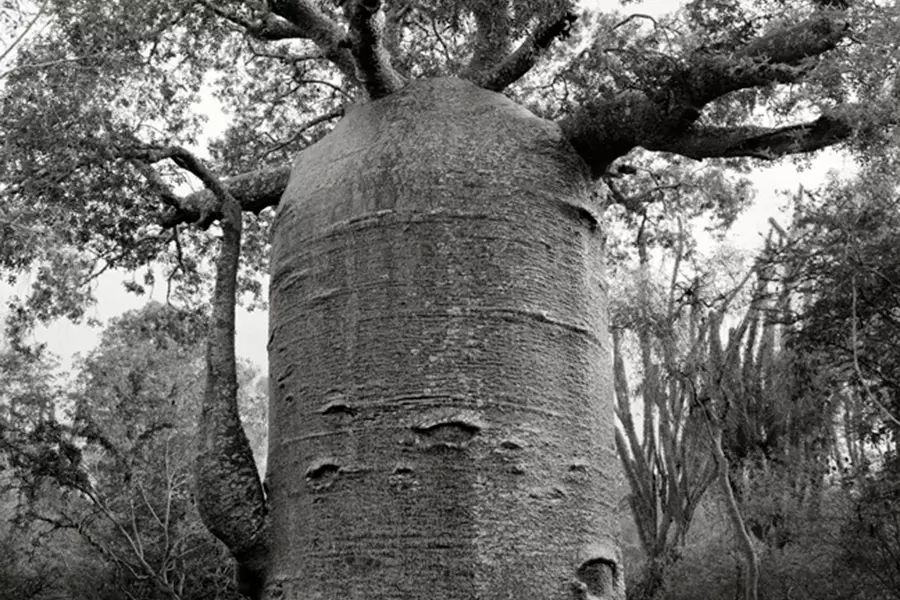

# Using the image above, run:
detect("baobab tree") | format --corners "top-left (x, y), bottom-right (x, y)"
top-left (1, 1), bottom-right (898, 599)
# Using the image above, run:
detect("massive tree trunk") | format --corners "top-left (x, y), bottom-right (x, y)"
top-left (267, 77), bottom-right (623, 600)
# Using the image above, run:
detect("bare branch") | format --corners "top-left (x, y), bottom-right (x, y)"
top-left (646, 112), bottom-right (856, 160)
top-left (262, 107), bottom-right (344, 158)
top-left (195, 0), bottom-right (303, 40)
top-left (121, 144), bottom-right (291, 229)
top-left (124, 145), bottom-right (271, 598)
top-left (269, 0), bottom-right (358, 81)
top-left (0, 0), bottom-right (46, 68)
top-left (613, 13), bottom-right (657, 31)
top-left (161, 165), bottom-right (291, 228)
top-left (345, 0), bottom-right (405, 99)
top-left (478, 11), bottom-right (578, 92)
top-left (125, 146), bottom-right (236, 206)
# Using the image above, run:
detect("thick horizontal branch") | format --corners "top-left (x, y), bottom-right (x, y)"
top-left (478, 11), bottom-right (578, 92)
top-left (346, 0), bottom-right (405, 99)
top-left (125, 146), bottom-right (235, 206)
top-left (680, 14), bottom-right (848, 110)
top-left (739, 13), bottom-right (848, 65)
top-left (560, 12), bottom-right (851, 175)
top-left (119, 141), bottom-right (291, 228)
top-left (159, 165), bottom-right (292, 229)
top-left (645, 112), bottom-right (856, 160)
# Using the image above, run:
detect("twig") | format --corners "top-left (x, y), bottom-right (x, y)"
top-left (613, 13), bottom-right (658, 30)
top-left (0, 0), bottom-right (46, 67)
top-left (262, 107), bottom-right (344, 158)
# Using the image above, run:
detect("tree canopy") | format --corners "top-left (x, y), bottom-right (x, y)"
top-left (2, 0), bottom-right (899, 330)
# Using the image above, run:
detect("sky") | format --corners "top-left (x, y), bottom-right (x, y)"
top-left (2, 0), bottom-right (857, 376)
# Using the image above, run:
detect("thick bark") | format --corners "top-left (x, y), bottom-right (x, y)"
top-left (267, 77), bottom-right (623, 600)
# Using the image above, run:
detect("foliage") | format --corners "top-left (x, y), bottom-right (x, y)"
top-left (838, 453), bottom-right (900, 599)
top-left (776, 173), bottom-right (900, 446)
top-left (0, 303), bottom-right (266, 600)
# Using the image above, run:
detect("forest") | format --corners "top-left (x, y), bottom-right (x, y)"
top-left (1, 0), bottom-right (899, 599)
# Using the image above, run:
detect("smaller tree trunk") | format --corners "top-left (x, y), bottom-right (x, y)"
top-left (712, 430), bottom-right (758, 600)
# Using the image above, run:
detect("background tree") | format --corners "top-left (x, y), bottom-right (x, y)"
top-left (0, 303), bottom-right (267, 600)
top-left (607, 163), bottom-right (751, 600)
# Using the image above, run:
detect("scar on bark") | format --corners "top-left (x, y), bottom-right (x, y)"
top-left (572, 558), bottom-right (618, 599)
top-left (411, 411), bottom-right (482, 448)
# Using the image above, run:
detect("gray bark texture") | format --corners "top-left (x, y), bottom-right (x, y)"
top-left (267, 77), bottom-right (623, 600)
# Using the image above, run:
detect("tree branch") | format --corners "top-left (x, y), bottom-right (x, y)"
top-left (262, 107), bottom-right (344, 159)
top-left (644, 112), bottom-right (856, 160)
top-left (161, 165), bottom-right (290, 228)
top-left (675, 14), bottom-right (848, 111)
top-left (122, 138), bottom-right (292, 229)
top-left (128, 159), bottom-right (182, 210)
top-left (126, 145), bottom-right (271, 599)
top-left (478, 10), bottom-right (578, 92)
top-left (0, 0), bottom-right (46, 68)
top-left (195, 0), bottom-right (304, 41)
top-left (559, 13), bottom-right (851, 176)
top-left (269, 0), bottom-right (358, 82)
top-left (345, 0), bottom-right (405, 99)
top-left (461, 0), bottom-right (511, 83)
top-left (195, 161), bottom-right (270, 599)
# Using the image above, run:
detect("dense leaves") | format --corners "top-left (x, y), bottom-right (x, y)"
top-left (0, 304), bottom-right (267, 600)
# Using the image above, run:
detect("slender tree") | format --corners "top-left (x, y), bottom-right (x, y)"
top-left (3, 1), bottom-right (900, 599)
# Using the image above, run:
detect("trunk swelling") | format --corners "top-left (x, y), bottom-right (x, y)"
top-left (267, 77), bottom-right (623, 600)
